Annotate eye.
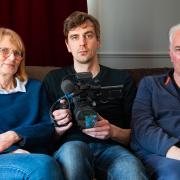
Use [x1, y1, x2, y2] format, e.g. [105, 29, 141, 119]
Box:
[13, 50, 23, 57]
[70, 35, 79, 41]
[175, 47, 180, 52]
[85, 33, 94, 39]
[1, 48, 10, 54]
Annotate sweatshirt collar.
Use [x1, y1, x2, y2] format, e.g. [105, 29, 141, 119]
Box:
[0, 77, 27, 94]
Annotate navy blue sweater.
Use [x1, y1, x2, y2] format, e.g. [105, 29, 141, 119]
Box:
[131, 72, 180, 158]
[0, 79, 54, 153]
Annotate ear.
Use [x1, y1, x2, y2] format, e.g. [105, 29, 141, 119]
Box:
[65, 40, 71, 53]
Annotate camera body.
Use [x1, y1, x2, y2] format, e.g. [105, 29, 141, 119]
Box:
[60, 72, 124, 129]
[65, 72, 98, 129]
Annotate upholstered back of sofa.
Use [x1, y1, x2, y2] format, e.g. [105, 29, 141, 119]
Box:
[127, 67, 170, 85]
[25, 66, 58, 81]
[25, 66, 170, 85]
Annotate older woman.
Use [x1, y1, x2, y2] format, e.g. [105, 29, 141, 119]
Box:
[0, 28, 63, 179]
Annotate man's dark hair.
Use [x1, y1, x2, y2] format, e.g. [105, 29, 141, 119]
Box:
[63, 11, 100, 41]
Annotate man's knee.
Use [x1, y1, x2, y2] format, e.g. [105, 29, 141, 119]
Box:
[53, 141, 93, 180]
[54, 141, 91, 158]
[54, 141, 93, 168]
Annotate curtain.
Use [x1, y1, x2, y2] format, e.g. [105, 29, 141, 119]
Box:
[0, 0, 87, 66]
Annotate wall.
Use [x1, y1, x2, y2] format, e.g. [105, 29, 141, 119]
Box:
[87, 0, 180, 69]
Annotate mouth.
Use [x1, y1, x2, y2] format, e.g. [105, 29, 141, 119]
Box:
[78, 50, 88, 55]
[3, 63, 16, 67]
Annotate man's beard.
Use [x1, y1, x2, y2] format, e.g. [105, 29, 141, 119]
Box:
[76, 57, 93, 64]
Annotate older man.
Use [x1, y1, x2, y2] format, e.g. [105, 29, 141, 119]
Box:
[131, 23, 180, 180]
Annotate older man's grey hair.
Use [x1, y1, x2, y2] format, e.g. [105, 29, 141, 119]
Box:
[169, 23, 180, 48]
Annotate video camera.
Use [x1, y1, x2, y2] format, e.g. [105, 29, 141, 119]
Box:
[50, 72, 123, 129]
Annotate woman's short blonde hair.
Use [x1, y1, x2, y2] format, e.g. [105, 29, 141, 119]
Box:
[0, 27, 27, 81]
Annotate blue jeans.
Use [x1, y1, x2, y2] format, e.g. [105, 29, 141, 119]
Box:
[54, 141, 148, 180]
[142, 153, 180, 180]
[0, 153, 63, 180]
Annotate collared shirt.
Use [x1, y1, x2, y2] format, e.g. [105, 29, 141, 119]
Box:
[0, 77, 27, 94]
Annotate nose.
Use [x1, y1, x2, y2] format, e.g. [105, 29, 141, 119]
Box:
[79, 36, 87, 46]
[7, 52, 16, 61]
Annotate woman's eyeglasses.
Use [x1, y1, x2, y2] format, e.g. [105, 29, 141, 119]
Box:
[0, 47, 24, 61]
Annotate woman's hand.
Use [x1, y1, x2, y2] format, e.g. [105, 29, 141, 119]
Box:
[11, 148, 30, 154]
[0, 131, 21, 152]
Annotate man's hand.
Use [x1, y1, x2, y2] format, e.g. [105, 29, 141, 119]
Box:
[54, 109, 73, 136]
[82, 115, 113, 140]
[0, 131, 21, 153]
[82, 114, 131, 145]
[166, 146, 180, 160]
[53, 99, 73, 136]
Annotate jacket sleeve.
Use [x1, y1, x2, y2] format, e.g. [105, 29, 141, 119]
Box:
[131, 77, 179, 156]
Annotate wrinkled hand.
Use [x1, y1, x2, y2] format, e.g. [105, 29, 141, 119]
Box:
[0, 131, 21, 153]
[82, 115, 113, 140]
[11, 148, 30, 154]
[53, 99, 73, 136]
[166, 146, 180, 160]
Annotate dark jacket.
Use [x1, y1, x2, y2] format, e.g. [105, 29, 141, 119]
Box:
[131, 71, 180, 158]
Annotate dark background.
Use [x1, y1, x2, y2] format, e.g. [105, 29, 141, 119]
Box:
[0, 0, 87, 67]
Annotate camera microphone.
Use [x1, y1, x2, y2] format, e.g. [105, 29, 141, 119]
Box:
[61, 79, 81, 99]
[61, 79, 74, 94]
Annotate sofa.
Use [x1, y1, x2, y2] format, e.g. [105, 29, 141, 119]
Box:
[25, 65, 170, 179]
[25, 65, 170, 84]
